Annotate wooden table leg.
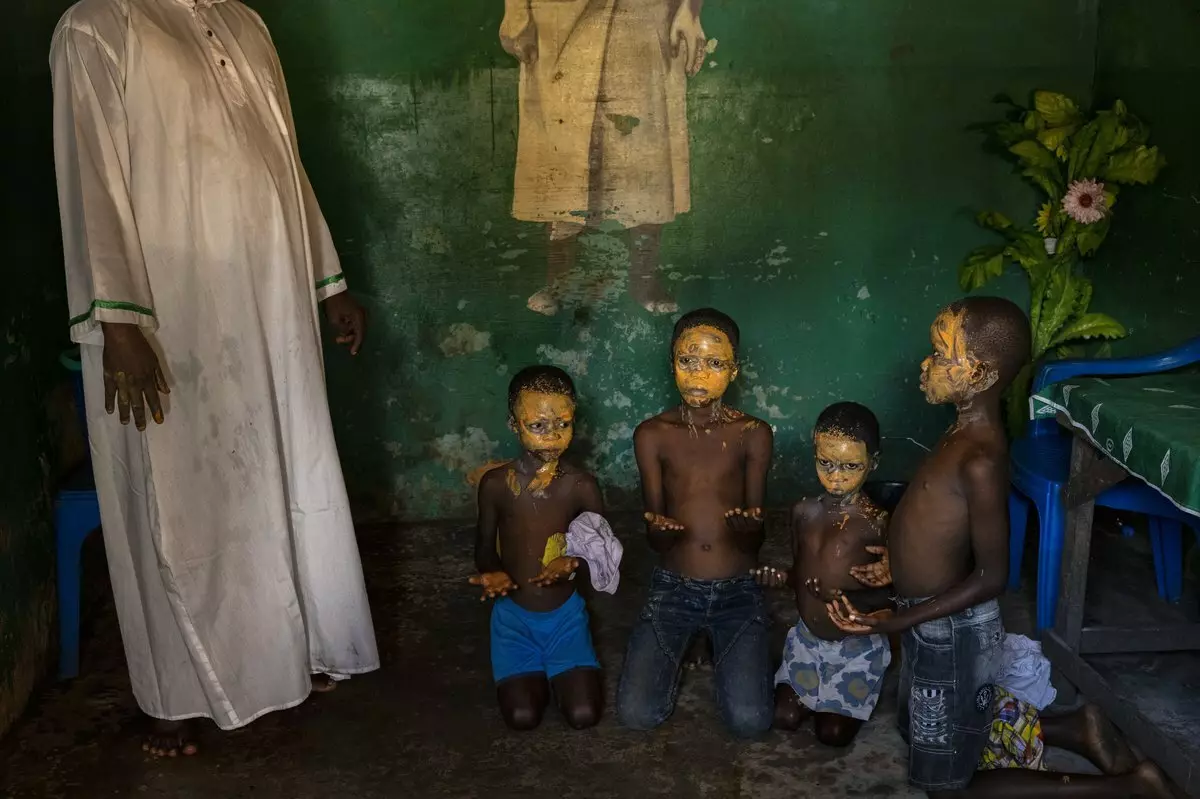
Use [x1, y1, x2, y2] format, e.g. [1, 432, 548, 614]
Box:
[1052, 433, 1126, 702]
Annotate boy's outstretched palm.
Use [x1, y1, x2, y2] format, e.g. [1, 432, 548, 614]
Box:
[469, 571, 518, 602]
[529, 556, 579, 588]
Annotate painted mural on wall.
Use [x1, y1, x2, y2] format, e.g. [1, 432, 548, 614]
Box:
[500, 0, 709, 317]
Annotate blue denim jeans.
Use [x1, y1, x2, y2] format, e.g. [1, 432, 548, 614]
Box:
[896, 597, 1005, 792]
[616, 568, 773, 739]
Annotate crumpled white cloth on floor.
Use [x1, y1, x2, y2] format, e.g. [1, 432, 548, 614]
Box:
[993, 634, 1057, 710]
[565, 512, 624, 595]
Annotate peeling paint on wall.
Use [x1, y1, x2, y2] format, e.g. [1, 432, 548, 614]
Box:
[439, 323, 492, 357]
[432, 428, 499, 476]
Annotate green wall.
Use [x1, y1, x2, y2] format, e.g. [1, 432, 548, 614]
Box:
[1091, 0, 1200, 353]
[266, 0, 1104, 519]
[0, 1, 69, 736]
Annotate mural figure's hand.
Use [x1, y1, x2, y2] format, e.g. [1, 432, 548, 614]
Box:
[670, 5, 707, 77]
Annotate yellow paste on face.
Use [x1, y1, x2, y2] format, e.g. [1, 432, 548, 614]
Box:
[673, 325, 737, 408]
[920, 307, 996, 404]
[813, 432, 872, 497]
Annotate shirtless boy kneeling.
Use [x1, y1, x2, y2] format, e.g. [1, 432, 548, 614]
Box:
[828, 297, 1172, 797]
[756, 402, 893, 747]
[472, 366, 609, 731]
[616, 308, 775, 739]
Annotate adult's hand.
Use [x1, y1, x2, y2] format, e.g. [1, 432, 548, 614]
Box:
[101, 322, 169, 431]
[324, 292, 367, 355]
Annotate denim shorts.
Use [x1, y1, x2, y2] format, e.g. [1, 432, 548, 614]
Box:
[896, 597, 1005, 792]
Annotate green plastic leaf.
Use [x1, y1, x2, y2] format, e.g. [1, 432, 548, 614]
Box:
[1049, 313, 1127, 348]
[1055, 220, 1079, 259]
[959, 246, 1007, 291]
[976, 210, 1013, 231]
[1035, 266, 1082, 357]
[993, 121, 1031, 147]
[1067, 121, 1100, 182]
[1075, 217, 1112, 257]
[1003, 363, 1036, 440]
[1079, 112, 1125, 179]
[1022, 167, 1064, 199]
[1055, 345, 1083, 359]
[1104, 185, 1120, 210]
[1103, 145, 1167, 185]
[1073, 275, 1094, 320]
[1009, 140, 1060, 171]
[1037, 125, 1077, 158]
[1034, 91, 1082, 126]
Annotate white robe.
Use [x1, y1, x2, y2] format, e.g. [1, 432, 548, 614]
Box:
[50, 0, 379, 730]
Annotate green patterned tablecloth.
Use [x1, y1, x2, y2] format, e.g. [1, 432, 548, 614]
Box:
[1031, 372, 1200, 519]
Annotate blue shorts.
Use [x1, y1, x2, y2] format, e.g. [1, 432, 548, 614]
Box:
[490, 591, 600, 684]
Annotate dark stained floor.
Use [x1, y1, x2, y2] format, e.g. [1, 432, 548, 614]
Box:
[0, 511, 1195, 798]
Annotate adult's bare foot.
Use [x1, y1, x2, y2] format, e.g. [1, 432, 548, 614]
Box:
[143, 718, 198, 758]
[1081, 702, 1138, 775]
[312, 674, 338, 693]
[1131, 760, 1177, 798]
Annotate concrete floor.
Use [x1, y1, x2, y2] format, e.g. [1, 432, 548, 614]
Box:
[0, 511, 1194, 798]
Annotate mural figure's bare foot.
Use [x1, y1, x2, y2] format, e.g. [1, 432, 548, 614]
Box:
[631, 275, 677, 315]
[527, 288, 560, 316]
[143, 718, 199, 758]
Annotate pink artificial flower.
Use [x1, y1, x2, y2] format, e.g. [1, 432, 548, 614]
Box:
[1062, 179, 1107, 225]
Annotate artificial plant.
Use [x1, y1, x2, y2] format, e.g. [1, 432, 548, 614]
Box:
[959, 91, 1166, 434]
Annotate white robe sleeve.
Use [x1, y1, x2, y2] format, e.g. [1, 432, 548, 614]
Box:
[256, 25, 347, 303]
[51, 21, 157, 345]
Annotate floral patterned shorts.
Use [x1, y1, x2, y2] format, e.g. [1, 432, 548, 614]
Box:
[773, 617, 891, 721]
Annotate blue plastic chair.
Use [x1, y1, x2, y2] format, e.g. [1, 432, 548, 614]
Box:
[55, 349, 101, 679]
[1008, 335, 1200, 630]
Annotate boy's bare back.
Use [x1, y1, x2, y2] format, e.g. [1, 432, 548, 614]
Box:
[478, 459, 602, 613]
[636, 407, 772, 579]
[791, 495, 887, 639]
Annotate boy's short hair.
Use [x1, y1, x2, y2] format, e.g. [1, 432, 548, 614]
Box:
[813, 401, 881, 455]
[670, 308, 741, 359]
[507, 365, 577, 416]
[947, 296, 1032, 390]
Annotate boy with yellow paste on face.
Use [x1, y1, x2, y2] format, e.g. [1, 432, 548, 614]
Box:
[616, 308, 775, 739]
[754, 402, 892, 747]
[471, 366, 609, 731]
[828, 298, 1171, 798]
